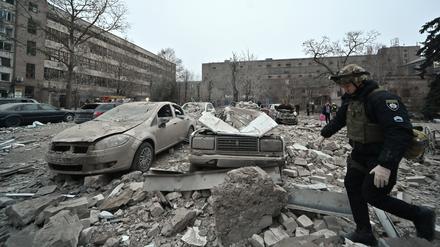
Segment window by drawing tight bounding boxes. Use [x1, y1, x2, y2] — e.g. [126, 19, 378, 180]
[158, 105, 173, 118]
[26, 63, 35, 79]
[1, 73, 10, 81]
[27, 19, 37, 34]
[266, 64, 272, 68]
[0, 10, 14, 23]
[2, 0, 15, 4]
[27, 41, 36, 56]
[20, 104, 39, 111]
[6, 27, 13, 37]
[286, 63, 291, 67]
[212, 66, 216, 69]
[0, 41, 12, 51]
[0, 57, 11, 67]
[172, 104, 184, 116]
[29, 2, 38, 13]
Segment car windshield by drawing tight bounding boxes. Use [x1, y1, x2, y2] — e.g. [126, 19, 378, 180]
[182, 102, 205, 111]
[96, 104, 117, 111]
[96, 102, 156, 122]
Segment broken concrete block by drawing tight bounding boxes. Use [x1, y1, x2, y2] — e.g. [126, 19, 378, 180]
[297, 167, 311, 177]
[264, 227, 289, 247]
[130, 189, 147, 205]
[283, 169, 298, 178]
[88, 194, 105, 207]
[103, 237, 119, 247]
[297, 215, 313, 229]
[323, 216, 341, 233]
[90, 209, 100, 225]
[165, 192, 182, 201]
[181, 227, 207, 247]
[35, 185, 57, 196]
[311, 229, 337, 238]
[33, 210, 83, 247]
[0, 197, 15, 209]
[121, 170, 143, 182]
[149, 202, 164, 217]
[406, 176, 426, 183]
[83, 175, 110, 189]
[259, 215, 273, 229]
[396, 191, 412, 204]
[147, 223, 160, 237]
[100, 189, 133, 212]
[313, 219, 327, 231]
[192, 191, 202, 200]
[98, 211, 114, 220]
[310, 176, 327, 184]
[322, 161, 337, 171]
[80, 218, 91, 228]
[108, 183, 125, 198]
[5, 224, 38, 247]
[5, 195, 62, 227]
[294, 158, 308, 166]
[335, 178, 345, 187]
[35, 197, 89, 225]
[249, 234, 265, 247]
[163, 208, 197, 236]
[306, 163, 315, 171]
[324, 141, 339, 151]
[212, 166, 288, 245]
[295, 227, 310, 237]
[128, 182, 144, 191]
[278, 213, 298, 234]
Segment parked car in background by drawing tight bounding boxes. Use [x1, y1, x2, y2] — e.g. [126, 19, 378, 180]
[74, 102, 121, 123]
[46, 102, 195, 175]
[0, 97, 38, 104]
[268, 104, 298, 125]
[0, 103, 74, 127]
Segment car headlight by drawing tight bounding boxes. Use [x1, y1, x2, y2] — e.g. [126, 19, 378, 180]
[260, 138, 283, 152]
[191, 136, 215, 150]
[95, 134, 131, 150]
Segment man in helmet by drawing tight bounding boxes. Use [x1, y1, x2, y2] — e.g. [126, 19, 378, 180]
[321, 64, 436, 245]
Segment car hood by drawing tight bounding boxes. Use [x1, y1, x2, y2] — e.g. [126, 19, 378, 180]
[52, 119, 144, 142]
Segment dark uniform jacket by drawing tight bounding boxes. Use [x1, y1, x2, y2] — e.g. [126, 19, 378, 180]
[321, 80, 413, 171]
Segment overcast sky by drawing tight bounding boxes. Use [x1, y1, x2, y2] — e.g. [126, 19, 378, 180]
[124, 0, 439, 80]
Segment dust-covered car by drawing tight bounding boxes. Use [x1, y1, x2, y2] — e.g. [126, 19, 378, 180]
[74, 102, 121, 123]
[188, 107, 286, 170]
[189, 128, 286, 169]
[270, 104, 298, 125]
[46, 102, 195, 175]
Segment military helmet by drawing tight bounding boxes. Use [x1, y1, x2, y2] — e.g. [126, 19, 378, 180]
[329, 64, 370, 84]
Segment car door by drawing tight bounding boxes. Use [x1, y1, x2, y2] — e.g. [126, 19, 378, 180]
[155, 104, 180, 149]
[39, 103, 64, 123]
[172, 104, 189, 141]
[19, 104, 42, 123]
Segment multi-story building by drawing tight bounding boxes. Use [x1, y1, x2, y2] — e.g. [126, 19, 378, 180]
[202, 46, 429, 112]
[0, 0, 15, 97]
[2, 0, 175, 107]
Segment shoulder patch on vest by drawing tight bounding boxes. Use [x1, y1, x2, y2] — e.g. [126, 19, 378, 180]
[386, 99, 399, 111]
[393, 116, 403, 122]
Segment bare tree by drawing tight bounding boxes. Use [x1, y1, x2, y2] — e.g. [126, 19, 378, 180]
[229, 52, 240, 102]
[44, 0, 128, 108]
[302, 30, 380, 76]
[158, 48, 184, 80]
[181, 69, 193, 103]
[237, 50, 258, 101]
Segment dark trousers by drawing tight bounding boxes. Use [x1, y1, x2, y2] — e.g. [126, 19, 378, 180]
[324, 113, 331, 124]
[344, 159, 419, 231]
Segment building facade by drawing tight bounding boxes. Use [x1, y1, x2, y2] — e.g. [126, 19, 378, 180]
[1, 0, 175, 107]
[202, 46, 429, 112]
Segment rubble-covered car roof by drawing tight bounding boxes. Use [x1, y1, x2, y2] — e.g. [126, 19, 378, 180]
[52, 102, 161, 142]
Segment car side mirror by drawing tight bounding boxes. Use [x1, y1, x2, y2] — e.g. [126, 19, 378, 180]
[158, 118, 169, 128]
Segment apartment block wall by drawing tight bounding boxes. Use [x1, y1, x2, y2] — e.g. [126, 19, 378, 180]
[201, 46, 429, 112]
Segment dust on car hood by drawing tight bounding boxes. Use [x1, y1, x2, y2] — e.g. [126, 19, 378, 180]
[52, 119, 143, 142]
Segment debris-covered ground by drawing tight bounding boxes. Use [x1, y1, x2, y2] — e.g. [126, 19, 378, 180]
[0, 115, 439, 247]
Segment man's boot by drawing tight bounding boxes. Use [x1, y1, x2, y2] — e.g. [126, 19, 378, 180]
[343, 228, 378, 246]
[413, 206, 436, 241]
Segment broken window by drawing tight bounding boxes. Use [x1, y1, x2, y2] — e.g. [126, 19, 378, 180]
[158, 105, 173, 118]
[0, 41, 12, 51]
[29, 2, 38, 13]
[27, 19, 37, 34]
[1, 73, 10, 81]
[172, 104, 184, 116]
[1, 57, 11, 67]
[27, 41, 37, 56]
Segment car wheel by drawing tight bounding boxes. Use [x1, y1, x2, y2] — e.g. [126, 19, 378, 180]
[131, 142, 154, 172]
[64, 113, 74, 122]
[184, 126, 195, 143]
[4, 116, 21, 127]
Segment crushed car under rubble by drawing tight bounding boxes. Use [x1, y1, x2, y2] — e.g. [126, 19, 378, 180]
[46, 102, 195, 175]
[189, 107, 286, 170]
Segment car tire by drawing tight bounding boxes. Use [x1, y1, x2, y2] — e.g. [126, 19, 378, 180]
[4, 116, 21, 127]
[131, 142, 154, 172]
[184, 126, 194, 143]
[64, 113, 74, 122]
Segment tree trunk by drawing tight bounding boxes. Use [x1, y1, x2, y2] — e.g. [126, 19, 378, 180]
[65, 65, 73, 108]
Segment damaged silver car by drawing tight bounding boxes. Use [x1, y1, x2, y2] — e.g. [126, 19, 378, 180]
[46, 102, 195, 175]
[189, 108, 286, 170]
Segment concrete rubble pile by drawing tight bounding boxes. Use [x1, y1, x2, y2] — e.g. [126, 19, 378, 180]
[0, 116, 438, 246]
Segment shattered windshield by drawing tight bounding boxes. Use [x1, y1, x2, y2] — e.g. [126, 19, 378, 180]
[95, 102, 156, 122]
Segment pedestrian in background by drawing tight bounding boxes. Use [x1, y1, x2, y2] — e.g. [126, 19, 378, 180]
[321, 64, 436, 245]
[321, 102, 331, 124]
